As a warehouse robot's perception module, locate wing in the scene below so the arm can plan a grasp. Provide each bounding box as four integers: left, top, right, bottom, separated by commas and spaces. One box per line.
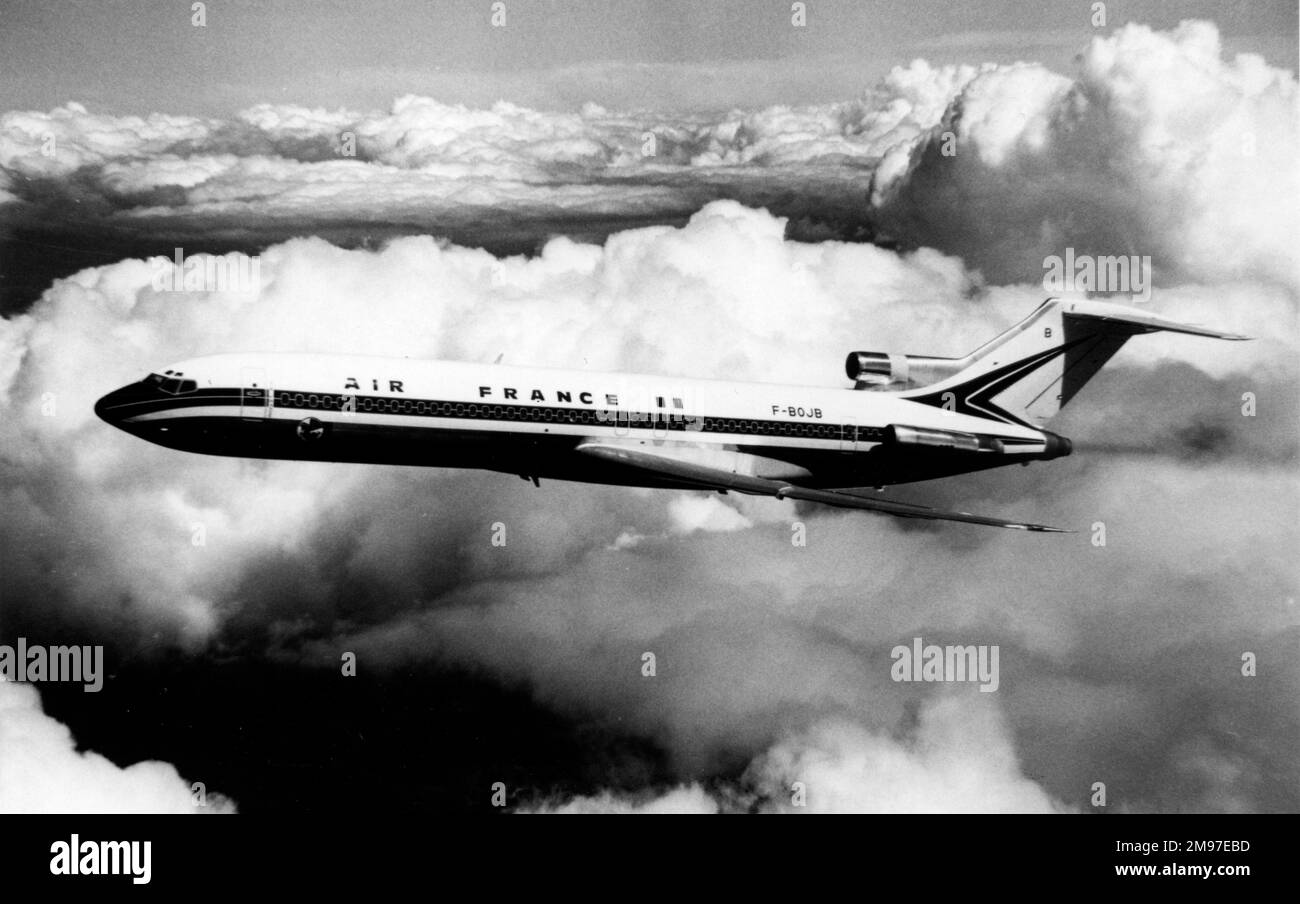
575, 442, 1071, 533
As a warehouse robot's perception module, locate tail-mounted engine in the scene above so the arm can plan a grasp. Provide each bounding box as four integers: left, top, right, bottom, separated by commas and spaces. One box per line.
885, 424, 1001, 453
883, 424, 1074, 459
845, 351, 966, 391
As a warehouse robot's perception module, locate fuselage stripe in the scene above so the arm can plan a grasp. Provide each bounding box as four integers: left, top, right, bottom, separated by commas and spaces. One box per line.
115, 387, 896, 445
108, 386, 1047, 451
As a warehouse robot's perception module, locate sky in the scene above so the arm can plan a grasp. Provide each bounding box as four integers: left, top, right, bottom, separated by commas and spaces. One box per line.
0, 0, 1295, 114
0, 3, 1297, 815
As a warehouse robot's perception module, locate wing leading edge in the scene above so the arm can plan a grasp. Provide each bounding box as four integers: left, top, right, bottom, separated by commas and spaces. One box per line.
575, 442, 1071, 533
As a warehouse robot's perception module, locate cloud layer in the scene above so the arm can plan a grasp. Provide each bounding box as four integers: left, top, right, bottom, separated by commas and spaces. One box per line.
3, 21, 1294, 295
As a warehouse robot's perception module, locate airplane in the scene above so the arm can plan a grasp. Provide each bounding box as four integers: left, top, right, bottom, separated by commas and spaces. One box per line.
94, 297, 1247, 532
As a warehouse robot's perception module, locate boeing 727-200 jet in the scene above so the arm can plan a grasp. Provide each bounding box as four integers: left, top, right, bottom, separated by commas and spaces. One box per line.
94, 298, 1247, 532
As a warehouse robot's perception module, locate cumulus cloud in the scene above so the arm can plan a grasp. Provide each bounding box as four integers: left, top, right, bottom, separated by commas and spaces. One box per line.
525, 698, 1067, 813
0, 680, 234, 813
0, 94, 864, 246
0, 203, 986, 642
876, 21, 1300, 290
0, 55, 1003, 281
3, 21, 1293, 316
2, 195, 1296, 812
523, 783, 721, 815
747, 702, 1066, 813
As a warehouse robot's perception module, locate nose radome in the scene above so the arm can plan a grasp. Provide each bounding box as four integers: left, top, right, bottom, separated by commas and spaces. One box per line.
94, 384, 138, 425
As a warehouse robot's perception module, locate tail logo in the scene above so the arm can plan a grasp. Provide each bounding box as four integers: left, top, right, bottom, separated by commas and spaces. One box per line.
911, 338, 1090, 428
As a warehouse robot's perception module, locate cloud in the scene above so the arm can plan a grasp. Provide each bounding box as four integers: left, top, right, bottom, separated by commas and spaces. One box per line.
2, 197, 1295, 813
748, 699, 1066, 813
525, 698, 1067, 813
3, 21, 1292, 319
523, 783, 721, 815
0, 680, 235, 813
0, 57, 980, 269
876, 21, 1300, 290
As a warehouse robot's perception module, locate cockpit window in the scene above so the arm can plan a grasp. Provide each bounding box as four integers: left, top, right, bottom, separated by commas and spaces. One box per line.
145, 373, 197, 394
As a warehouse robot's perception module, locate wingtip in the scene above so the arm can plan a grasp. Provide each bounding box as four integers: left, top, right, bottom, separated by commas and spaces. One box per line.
951, 510, 1074, 533
1191, 327, 1253, 341
1009, 522, 1075, 532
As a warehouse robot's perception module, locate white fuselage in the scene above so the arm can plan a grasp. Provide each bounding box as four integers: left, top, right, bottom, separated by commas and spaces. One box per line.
94, 352, 1062, 489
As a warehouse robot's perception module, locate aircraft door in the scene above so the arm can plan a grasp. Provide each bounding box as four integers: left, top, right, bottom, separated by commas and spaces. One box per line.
241, 367, 272, 420
839, 415, 858, 453
651, 389, 674, 441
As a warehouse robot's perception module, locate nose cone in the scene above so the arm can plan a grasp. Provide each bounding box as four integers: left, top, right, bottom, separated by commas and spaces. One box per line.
95, 383, 149, 427
93, 391, 112, 422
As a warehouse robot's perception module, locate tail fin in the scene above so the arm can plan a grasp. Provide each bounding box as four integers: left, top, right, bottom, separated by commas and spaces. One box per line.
896, 298, 1249, 428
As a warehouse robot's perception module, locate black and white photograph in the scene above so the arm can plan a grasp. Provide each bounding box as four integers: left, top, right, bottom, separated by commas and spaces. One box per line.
0, 0, 1296, 883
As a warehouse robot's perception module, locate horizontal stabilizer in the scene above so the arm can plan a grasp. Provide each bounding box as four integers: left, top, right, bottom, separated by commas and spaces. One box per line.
1060, 300, 1252, 340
